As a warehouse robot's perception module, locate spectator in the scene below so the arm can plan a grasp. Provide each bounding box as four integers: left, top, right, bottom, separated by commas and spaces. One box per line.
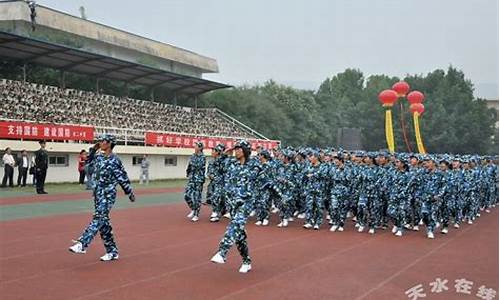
17, 149, 29, 187
1, 147, 15, 188
139, 154, 150, 185
78, 149, 87, 185
0, 79, 256, 139
34, 140, 48, 194
30, 156, 36, 186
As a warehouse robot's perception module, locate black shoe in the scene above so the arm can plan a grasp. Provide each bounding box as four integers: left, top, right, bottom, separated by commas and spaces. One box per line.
41, 191, 48, 194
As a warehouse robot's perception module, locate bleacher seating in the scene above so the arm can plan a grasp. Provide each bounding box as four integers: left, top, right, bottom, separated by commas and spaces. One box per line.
0, 79, 256, 139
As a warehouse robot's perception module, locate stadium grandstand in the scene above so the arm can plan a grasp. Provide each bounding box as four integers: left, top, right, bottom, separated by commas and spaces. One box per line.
0, 1, 279, 182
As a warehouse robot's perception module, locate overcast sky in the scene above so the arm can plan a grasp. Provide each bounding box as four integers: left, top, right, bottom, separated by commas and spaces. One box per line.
39, 0, 499, 98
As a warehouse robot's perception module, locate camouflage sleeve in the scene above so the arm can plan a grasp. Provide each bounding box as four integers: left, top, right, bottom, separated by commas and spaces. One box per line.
86, 147, 97, 164
112, 157, 133, 195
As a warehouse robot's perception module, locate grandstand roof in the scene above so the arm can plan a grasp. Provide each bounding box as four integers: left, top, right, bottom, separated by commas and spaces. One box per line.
0, 31, 231, 95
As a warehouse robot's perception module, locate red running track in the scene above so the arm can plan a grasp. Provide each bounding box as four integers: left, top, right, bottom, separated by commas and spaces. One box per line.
0, 202, 498, 300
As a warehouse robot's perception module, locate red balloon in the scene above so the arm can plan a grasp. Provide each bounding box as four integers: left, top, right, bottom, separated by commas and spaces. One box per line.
378, 89, 398, 107
410, 103, 425, 115
407, 91, 425, 104
392, 81, 410, 97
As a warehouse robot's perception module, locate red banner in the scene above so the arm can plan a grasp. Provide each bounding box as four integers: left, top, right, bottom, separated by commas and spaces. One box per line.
0, 121, 94, 141
145, 132, 280, 150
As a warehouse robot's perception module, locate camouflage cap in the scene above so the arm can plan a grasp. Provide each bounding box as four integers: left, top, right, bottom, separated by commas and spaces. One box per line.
234, 139, 251, 152
258, 149, 272, 160
214, 143, 226, 153
97, 133, 117, 145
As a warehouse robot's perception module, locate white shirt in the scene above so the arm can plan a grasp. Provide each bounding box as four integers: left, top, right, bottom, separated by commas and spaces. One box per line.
2, 154, 15, 167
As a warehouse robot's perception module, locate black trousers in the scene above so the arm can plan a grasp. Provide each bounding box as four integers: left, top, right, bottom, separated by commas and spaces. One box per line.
17, 167, 28, 186
36, 168, 47, 193
2, 165, 14, 187
79, 170, 85, 184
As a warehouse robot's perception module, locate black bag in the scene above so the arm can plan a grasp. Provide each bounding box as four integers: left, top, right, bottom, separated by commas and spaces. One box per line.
29, 166, 35, 175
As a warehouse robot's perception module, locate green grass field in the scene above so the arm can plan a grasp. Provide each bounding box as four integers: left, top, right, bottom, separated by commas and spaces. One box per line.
0, 179, 188, 221
0, 179, 187, 198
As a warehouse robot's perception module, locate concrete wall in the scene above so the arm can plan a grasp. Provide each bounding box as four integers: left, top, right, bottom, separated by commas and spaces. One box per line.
0, 139, 211, 183
0, 1, 219, 75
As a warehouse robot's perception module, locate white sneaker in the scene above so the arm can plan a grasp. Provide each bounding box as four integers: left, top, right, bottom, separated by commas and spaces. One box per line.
255, 221, 262, 226
239, 263, 252, 273
346, 211, 353, 218
288, 217, 294, 222
277, 220, 288, 228
352, 216, 357, 222
395, 230, 402, 237
328, 220, 334, 225
441, 228, 448, 234
476, 213, 481, 217
485, 209, 491, 213
210, 252, 225, 264
297, 213, 306, 219
326, 215, 331, 220
354, 223, 360, 228
262, 219, 269, 226
210, 212, 218, 218
357, 226, 364, 233
427, 232, 435, 239
412, 226, 419, 231
391, 226, 398, 234
404, 224, 412, 230
313, 225, 320, 230
191, 216, 199, 222
210, 217, 220, 222
100, 253, 119, 261
467, 220, 473, 225
368, 228, 375, 234
68, 242, 86, 254
223, 213, 231, 219
271, 207, 279, 214
454, 223, 460, 229
338, 227, 344, 232
419, 219, 424, 226
187, 210, 195, 218
249, 210, 256, 217
435, 222, 440, 228
293, 211, 299, 217
330, 225, 338, 232
303, 223, 313, 229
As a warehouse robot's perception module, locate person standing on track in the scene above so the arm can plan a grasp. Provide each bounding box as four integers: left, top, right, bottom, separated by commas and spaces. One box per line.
34, 140, 48, 194
69, 134, 136, 261
211, 140, 255, 273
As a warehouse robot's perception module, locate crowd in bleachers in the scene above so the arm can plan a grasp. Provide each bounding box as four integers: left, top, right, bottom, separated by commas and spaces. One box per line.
0, 79, 255, 138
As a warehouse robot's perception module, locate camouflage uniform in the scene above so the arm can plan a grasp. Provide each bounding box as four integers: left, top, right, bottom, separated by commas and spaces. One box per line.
387, 167, 412, 231
304, 157, 326, 226
329, 162, 350, 228
449, 163, 465, 226
407, 164, 425, 227
420, 165, 446, 233
209, 146, 228, 218
77, 135, 134, 255
275, 153, 295, 221
357, 163, 380, 230
217, 140, 255, 264
184, 146, 206, 218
